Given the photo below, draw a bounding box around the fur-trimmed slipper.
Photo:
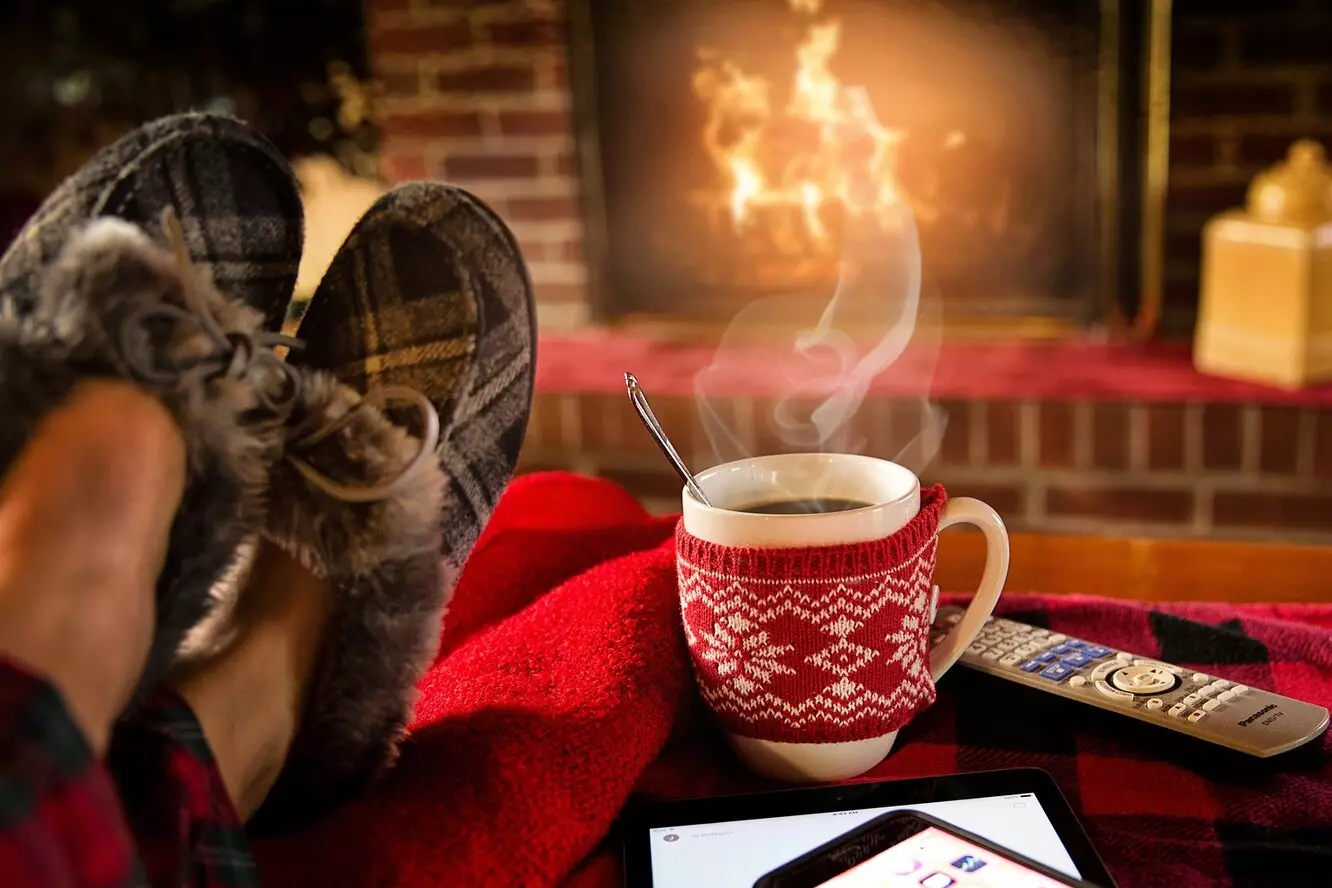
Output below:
[0,211,299,707]
[0,112,303,333]
[250,182,536,826]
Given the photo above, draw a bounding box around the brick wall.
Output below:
[1165,0,1332,332]
[517,391,1332,544]
[365,0,588,328]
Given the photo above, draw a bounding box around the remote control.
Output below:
[931,605,1330,758]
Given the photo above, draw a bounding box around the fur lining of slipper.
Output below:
[0,217,285,705]
[253,368,448,825]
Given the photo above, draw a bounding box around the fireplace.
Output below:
[568,0,1150,330]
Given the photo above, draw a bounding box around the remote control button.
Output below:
[1036,652,1057,663]
[1019,660,1044,673]
[1050,643,1074,655]
[1016,644,1041,657]
[1133,659,1182,675]
[1146,697,1165,711]
[1047,633,1067,644]
[1090,662,1117,682]
[1218,690,1235,702]
[982,650,1002,661]
[1233,685,1249,695]
[993,642,1017,653]
[1061,652,1093,668]
[1082,645,1112,659]
[1192,673,1208,684]
[1000,653,1023,666]
[1116,652,1133,664]
[1040,663,1075,681]
[1095,679,1134,702]
[968,643,988,655]
[1064,640,1085,649]
[1210,679,1230,689]
[1198,685,1218,698]
[1183,693,1202,705]
[1111,664,1179,695]
[1203,698,1221,712]
[1168,702,1187,716]
[1188,710,1207,723]
[1028,627,1049,637]
[1069,675,1087,688]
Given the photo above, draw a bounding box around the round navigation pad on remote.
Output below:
[1111,664,1178,695]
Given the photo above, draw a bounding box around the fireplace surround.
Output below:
[566,0,1162,333]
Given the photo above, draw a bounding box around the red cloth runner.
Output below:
[675,485,946,743]
[252,471,1332,888]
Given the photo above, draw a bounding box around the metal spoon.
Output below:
[624,372,713,507]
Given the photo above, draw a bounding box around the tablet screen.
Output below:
[647,792,1081,887]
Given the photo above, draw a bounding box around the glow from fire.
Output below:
[692,0,950,251]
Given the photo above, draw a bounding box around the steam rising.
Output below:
[694,197,946,478]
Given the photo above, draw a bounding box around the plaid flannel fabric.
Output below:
[0,657,256,888]
[864,595,1332,888]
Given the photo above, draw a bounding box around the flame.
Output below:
[693,0,951,254]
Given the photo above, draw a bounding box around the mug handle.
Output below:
[927,497,1011,680]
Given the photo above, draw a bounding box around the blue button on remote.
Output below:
[1039,663,1073,681]
[1019,660,1043,673]
[1064,640,1085,649]
[1082,645,1112,659]
[1036,651,1056,663]
[1050,643,1072,654]
[1061,652,1092,668]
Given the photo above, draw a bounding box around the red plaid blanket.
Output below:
[251,471,1332,888]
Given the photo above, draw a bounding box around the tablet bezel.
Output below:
[619,767,1116,887]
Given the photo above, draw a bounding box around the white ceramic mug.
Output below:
[679,453,1009,782]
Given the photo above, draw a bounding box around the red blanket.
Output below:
[252,471,1332,888]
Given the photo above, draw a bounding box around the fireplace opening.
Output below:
[570,0,1142,331]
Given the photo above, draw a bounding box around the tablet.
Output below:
[620,768,1115,888]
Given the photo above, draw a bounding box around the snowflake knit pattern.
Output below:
[675,485,948,745]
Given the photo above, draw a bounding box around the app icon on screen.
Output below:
[951,855,987,872]
[885,856,921,876]
[662,834,679,843]
[919,873,956,888]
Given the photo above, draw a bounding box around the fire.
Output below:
[693,0,955,255]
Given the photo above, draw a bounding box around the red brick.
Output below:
[381,153,430,182]
[948,482,1026,520]
[936,400,971,465]
[1169,132,1218,168]
[556,151,577,176]
[598,466,688,501]
[369,22,471,57]
[751,396,860,455]
[496,110,572,136]
[1171,25,1224,71]
[1237,130,1332,168]
[534,283,588,303]
[634,394,701,459]
[437,65,536,93]
[550,59,568,89]
[509,196,580,221]
[576,393,624,452]
[1213,491,1332,532]
[1314,413,1332,479]
[485,17,561,47]
[442,153,540,179]
[1240,24,1332,66]
[1201,405,1242,470]
[379,110,483,139]
[379,69,423,98]
[1037,402,1075,468]
[985,402,1020,466]
[560,239,583,262]
[1166,181,1247,216]
[869,398,941,467]
[1046,485,1194,524]
[1172,83,1295,120]
[1258,406,1301,475]
[525,392,565,450]
[1146,405,1186,471]
[1090,403,1130,470]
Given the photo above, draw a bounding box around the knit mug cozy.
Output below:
[677,485,949,747]
[677,455,1010,781]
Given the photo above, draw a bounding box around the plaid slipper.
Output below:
[0,112,303,334]
[0,211,299,709]
[250,182,536,826]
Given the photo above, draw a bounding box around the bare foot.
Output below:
[170,541,331,820]
[0,380,186,753]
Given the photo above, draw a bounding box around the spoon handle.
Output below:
[624,373,712,507]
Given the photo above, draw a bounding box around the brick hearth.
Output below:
[363,0,1332,544]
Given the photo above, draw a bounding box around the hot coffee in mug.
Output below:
[676,453,1009,782]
